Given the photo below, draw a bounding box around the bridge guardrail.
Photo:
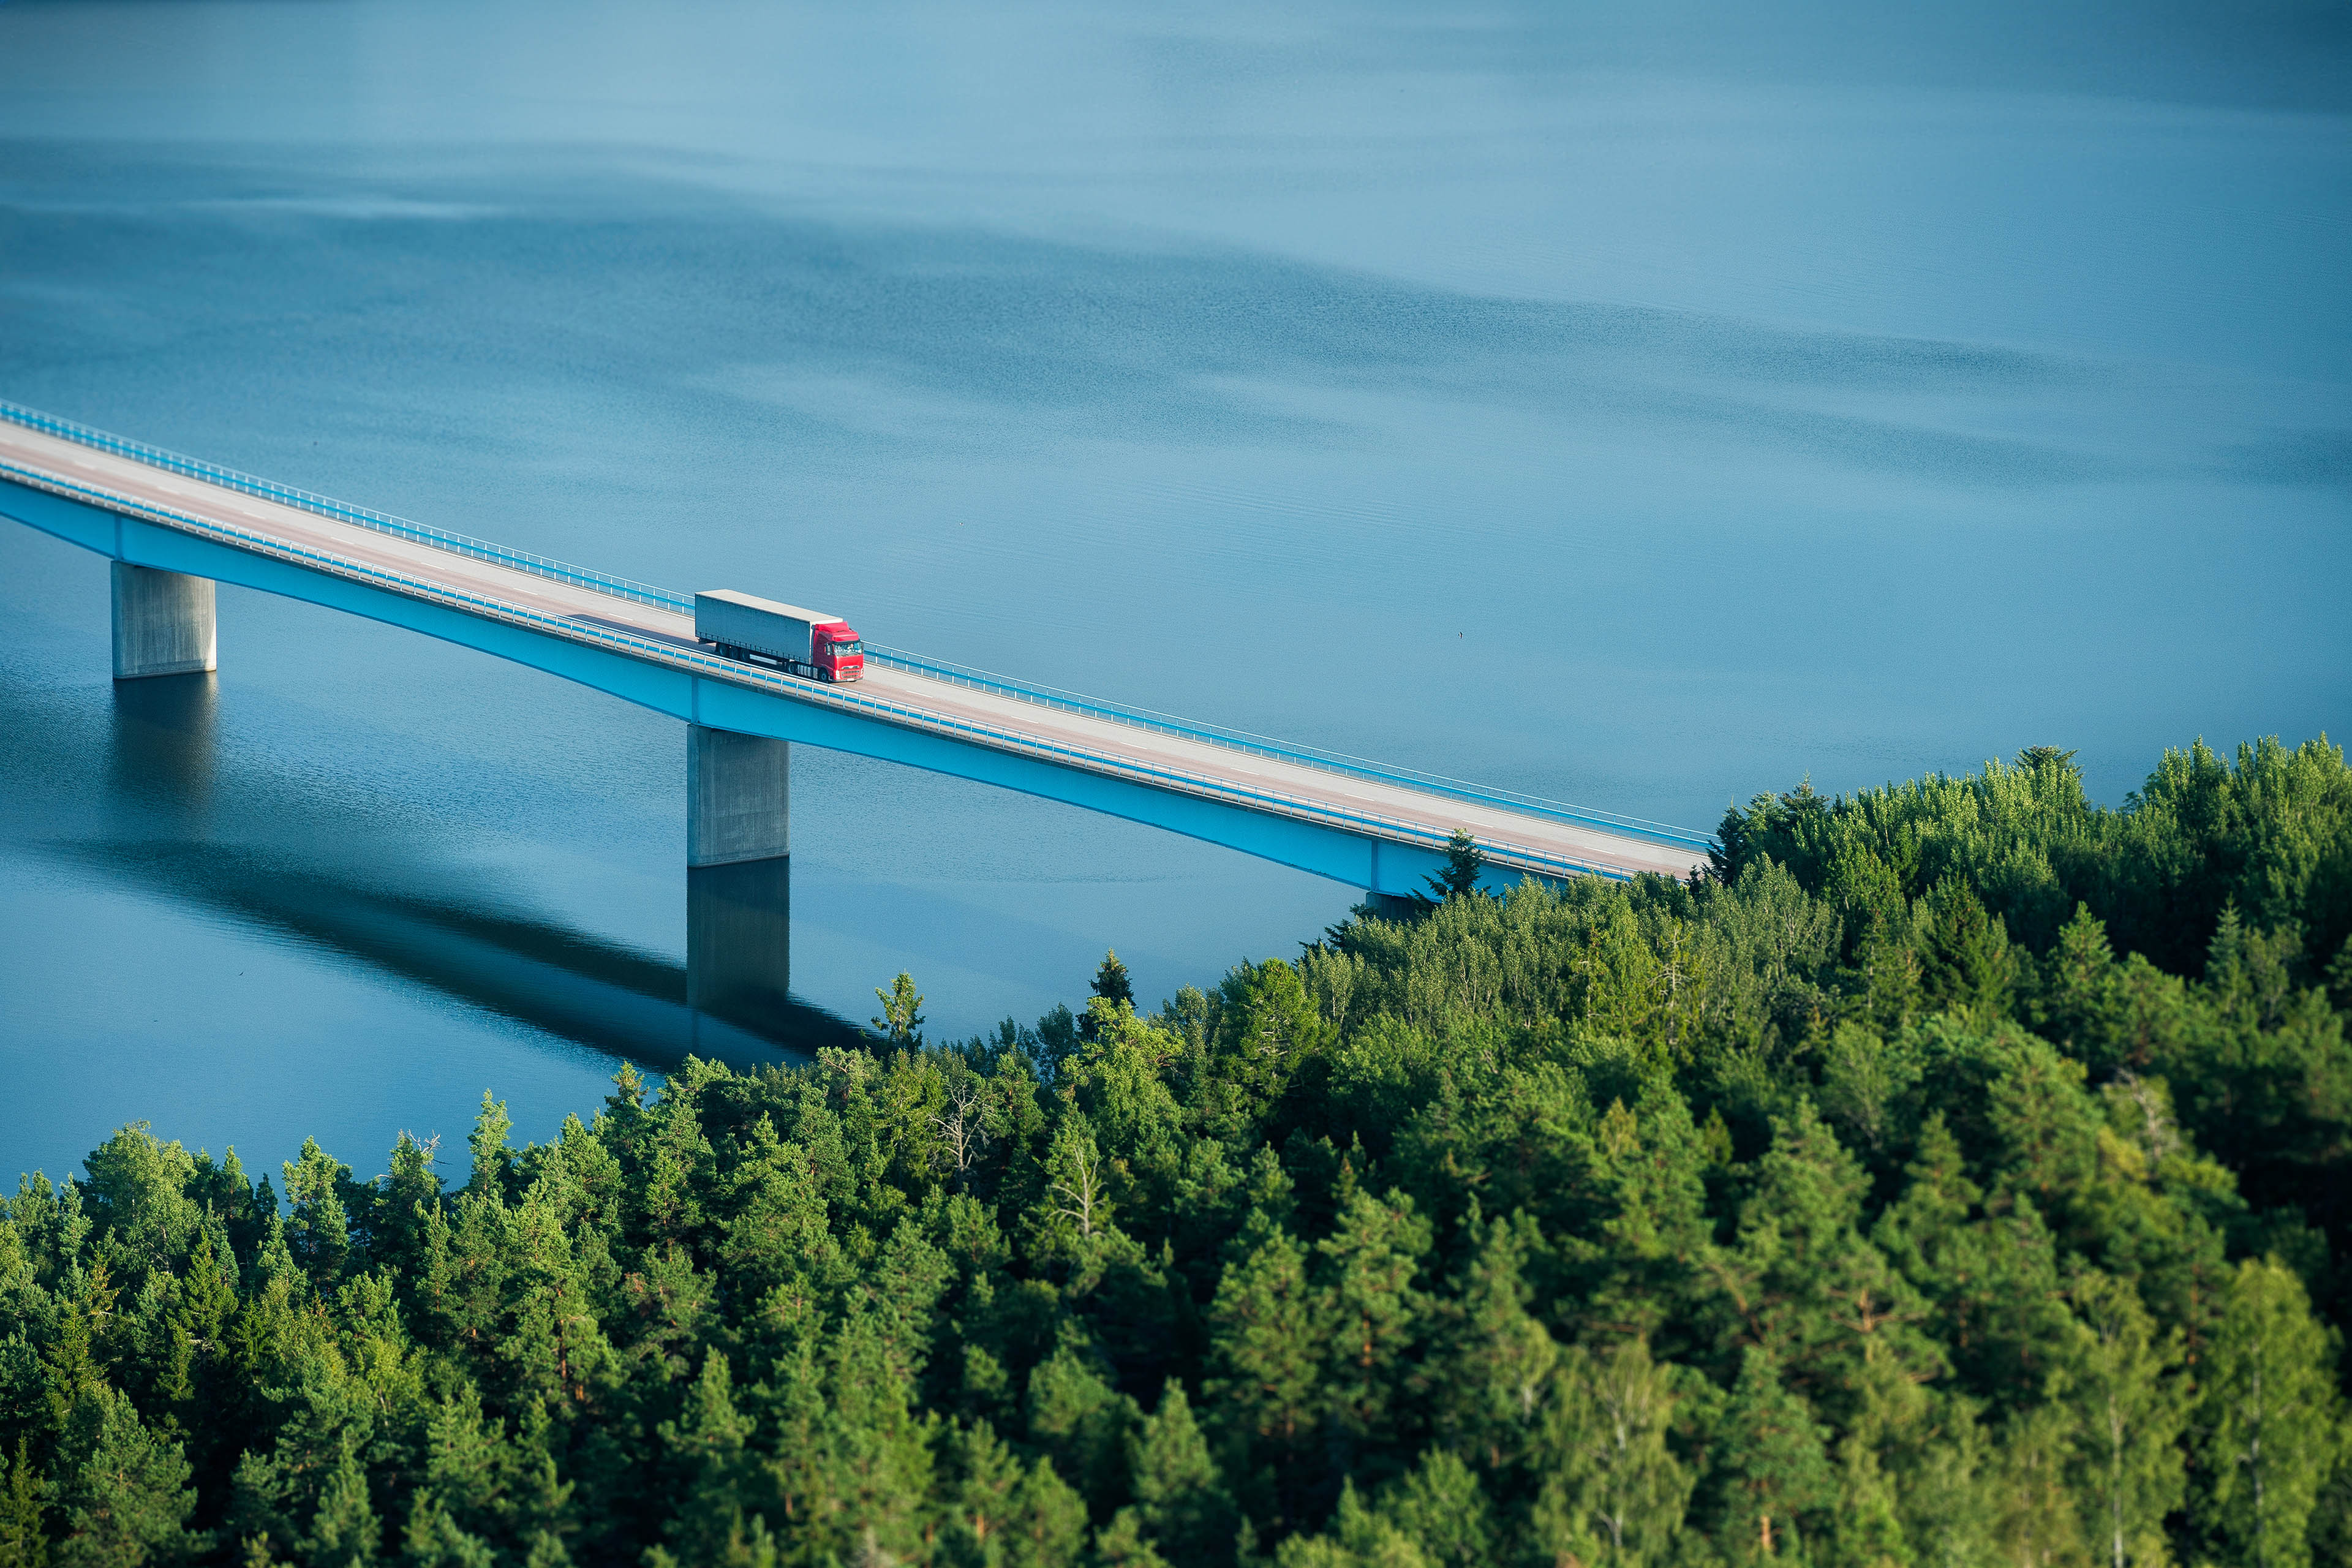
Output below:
[7,454,1661,883]
[0,400,1713,861]
[0,401,694,614]
[2,451,1638,883]
[862,646,1713,853]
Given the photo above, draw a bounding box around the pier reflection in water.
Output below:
[31,667,860,1076]
[687,857,794,1055]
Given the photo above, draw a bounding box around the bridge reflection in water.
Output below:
[687,858,794,1050]
[53,669,858,1071]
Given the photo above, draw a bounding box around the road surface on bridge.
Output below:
[0,417,1710,885]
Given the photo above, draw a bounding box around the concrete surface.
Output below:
[3,417,1710,888]
[687,723,790,868]
[111,560,216,679]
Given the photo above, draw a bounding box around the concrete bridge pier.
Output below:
[687,725,791,1034]
[112,563,217,679]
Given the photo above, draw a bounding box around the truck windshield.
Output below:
[826,641,862,657]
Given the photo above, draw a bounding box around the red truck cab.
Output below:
[815,622,864,682]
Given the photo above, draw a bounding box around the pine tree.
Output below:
[1091,1510,1174,1568]
[872,973,926,1049]
[1207,1226,1333,1534]
[40,1264,113,1430]
[1416,830,1487,908]
[2032,905,2130,1067]
[1314,1187,1431,1455]
[1080,951,1138,1043]
[1092,951,1135,1009]
[1025,1331,1139,1514]
[940,1419,1027,1557]
[1431,1213,1556,1475]
[1374,1449,1493,1568]
[657,1349,757,1565]
[304,1447,379,1567]
[51,1386,202,1567]
[467,1093,514,1202]
[1711,1348,1834,1566]
[418,1382,525,1545]
[0,1438,50,1568]
[278,1139,352,1292]
[1919,877,2016,1020]
[402,1493,496,1568]
[374,1131,444,1280]
[1120,1382,1234,1568]
[1206,960,1327,1122]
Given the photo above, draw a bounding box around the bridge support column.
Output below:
[687,725,791,1033]
[689,725,790,868]
[111,563,216,679]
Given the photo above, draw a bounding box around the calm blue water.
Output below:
[3,0,2348,1185]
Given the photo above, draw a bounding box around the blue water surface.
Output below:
[1,0,2346,1185]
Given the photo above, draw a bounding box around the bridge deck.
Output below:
[0,417,1708,885]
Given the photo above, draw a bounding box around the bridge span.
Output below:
[0,401,1709,1030]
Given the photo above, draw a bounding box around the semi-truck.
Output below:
[695,590,865,683]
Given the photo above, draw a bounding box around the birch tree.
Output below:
[2196,1258,2343,1568]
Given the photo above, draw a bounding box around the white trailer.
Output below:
[695,590,865,682]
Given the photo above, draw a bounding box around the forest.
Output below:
[2,734,2349,1568]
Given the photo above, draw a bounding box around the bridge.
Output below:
[0,402,1711,1039]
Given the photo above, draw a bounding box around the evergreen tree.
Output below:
[1092,951,1136,1010]
[1025,1332,1137,1515]
[0,1439,49,1568]
[1710,1348,1834,1565]
[1207,1226,1333,1535]
[1416,831,1487,908]
[1080,952,1138,1044]
[304,1447,379,1568]
[1431,1213,1556,1475]
[1,731,2346,1568]
[873,973,927,1049]
[657,1349,758,1563]
[402,1493,496,1568]
[1118,1383,1234,1568]
[467,1092,514,1202]
[279,1139,353,1292]
[1314,1188,1431,1458]
[1919,877,2017,1019]
[1373,1449,1492,1568]
[50,1387,201,1567]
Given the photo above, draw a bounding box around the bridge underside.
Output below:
[4,478,1493,901]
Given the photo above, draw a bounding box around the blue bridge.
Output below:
[0,402,1711,1039]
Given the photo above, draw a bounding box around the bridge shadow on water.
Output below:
[4,670,863,1072]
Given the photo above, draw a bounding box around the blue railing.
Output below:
[862,645,1713,853]
[0,401,692,614]
[0,450,1640,883]
[1,399,1713,859]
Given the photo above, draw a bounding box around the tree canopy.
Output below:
[4,734,2350,1567]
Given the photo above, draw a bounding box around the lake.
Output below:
[2,0,2346,1185]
